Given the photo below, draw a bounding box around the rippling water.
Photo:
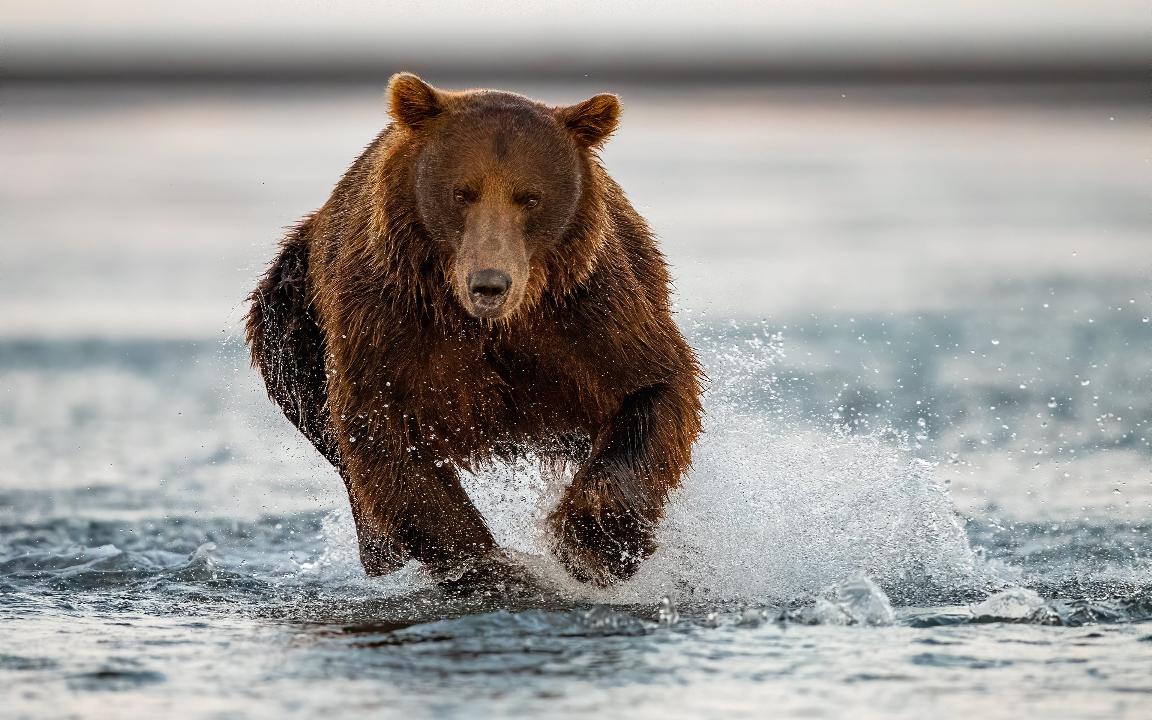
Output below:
[1,85,1150,718]
[2,323,1150,719]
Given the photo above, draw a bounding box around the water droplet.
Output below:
[1080,380,1091,387]
[990,339,1000,345]
[656,596,679,626]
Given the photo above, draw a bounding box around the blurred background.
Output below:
[1,0,1149,521]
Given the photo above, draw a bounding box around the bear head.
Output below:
[387,73,620,321]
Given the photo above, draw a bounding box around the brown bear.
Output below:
[246,74,703,587]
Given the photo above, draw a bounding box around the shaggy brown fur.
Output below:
[247,74,703,586]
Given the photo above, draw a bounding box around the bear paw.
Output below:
[548,500,657,587]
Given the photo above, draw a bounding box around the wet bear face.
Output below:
[388,74,619,320]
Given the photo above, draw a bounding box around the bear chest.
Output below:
[392,339,604,451]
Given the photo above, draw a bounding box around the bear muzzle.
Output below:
[467,269,513,316]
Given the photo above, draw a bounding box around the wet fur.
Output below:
[247,81,703,586]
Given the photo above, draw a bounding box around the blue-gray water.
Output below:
[1,85,1150,718]
[2,321,1150,719]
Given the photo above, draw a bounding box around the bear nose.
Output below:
[468,269,512,299]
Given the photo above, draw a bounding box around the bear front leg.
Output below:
[549,381,702,586]
[341,447,500,579]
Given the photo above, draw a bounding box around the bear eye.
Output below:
[453,188,477,204]
[517,193,541,209]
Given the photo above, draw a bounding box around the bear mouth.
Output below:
[467,292,510,319]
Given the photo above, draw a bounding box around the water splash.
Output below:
[398,327,996,605]
[788,575,896,626]
[615,423,988,605]
[970,587,1050,622]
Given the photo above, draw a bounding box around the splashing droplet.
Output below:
[655,596,679,626]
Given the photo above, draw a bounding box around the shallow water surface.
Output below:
[3,509,1152,719]
[1,332,1150,719]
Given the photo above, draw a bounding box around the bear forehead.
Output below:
[433,104,574,170]
[443,95,563,143]
[454,90,549,117]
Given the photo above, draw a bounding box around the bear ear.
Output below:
[388,73,443,130]
[555,93,621,148]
